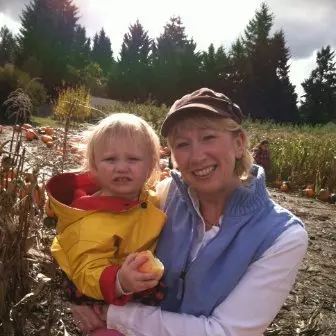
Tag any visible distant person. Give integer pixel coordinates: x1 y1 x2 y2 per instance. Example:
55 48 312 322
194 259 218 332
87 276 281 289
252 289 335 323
253 139 271 173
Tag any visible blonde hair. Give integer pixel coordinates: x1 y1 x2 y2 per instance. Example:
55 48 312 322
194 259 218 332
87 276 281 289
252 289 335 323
167 114 253 179
84 113 161 187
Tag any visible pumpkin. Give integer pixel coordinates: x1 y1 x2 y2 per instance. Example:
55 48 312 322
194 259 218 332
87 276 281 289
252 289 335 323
273 180 282 188
41 135 53 144
22 123 33 131
46 141 54 148
303 188 314 198
25 129 38 141
318 189 330 202
280 181 290 192
45 127 54 136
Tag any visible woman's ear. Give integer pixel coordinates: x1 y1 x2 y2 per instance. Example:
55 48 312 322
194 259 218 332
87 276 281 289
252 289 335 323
234 132 245 159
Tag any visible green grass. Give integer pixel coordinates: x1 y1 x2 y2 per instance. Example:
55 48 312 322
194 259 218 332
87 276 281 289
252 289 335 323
31 115 63 127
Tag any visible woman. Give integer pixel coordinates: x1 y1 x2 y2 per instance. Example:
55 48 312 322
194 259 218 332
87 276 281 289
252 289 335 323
71 88 308 335
252 139 271 173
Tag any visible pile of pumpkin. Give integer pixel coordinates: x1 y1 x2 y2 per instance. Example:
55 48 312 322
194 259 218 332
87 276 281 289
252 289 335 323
0 167 46 208
273 179 336 204
14 123 57 148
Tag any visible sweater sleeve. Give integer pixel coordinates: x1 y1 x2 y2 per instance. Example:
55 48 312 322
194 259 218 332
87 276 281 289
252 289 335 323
106 224 308 335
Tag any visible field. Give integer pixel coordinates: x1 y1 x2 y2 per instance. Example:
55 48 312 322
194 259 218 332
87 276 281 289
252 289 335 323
0 107 335 335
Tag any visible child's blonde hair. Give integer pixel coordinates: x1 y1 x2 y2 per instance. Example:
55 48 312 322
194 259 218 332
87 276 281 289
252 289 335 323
84 113 161 187
167 113 253 179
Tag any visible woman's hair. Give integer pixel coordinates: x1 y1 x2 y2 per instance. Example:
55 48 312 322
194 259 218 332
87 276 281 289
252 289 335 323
167 113 253 179
83 113 161 186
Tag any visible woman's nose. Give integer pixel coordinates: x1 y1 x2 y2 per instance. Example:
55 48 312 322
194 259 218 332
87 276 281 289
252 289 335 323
189 143 206 163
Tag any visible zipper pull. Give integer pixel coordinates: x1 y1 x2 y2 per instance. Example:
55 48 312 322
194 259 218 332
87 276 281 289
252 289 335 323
176 271 186 300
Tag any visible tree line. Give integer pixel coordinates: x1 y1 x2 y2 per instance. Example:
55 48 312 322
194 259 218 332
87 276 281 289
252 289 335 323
0 0 335 124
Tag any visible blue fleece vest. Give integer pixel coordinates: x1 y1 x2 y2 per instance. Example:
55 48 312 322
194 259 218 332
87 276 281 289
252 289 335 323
156 165 303 317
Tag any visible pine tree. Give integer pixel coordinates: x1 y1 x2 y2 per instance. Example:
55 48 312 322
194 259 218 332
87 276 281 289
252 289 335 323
242 2 275 119
200 44 230 93
91 28 113 75
269 30 299 122
0 26 17 66
152 16 200 104
18 0 79 93
111 20 152 101
300 46 336 124
71 25 91 70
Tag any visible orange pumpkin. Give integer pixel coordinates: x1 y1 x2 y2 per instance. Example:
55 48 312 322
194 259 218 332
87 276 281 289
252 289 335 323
303 188 314 198
25 129 38 141
318 189 330 202
22 123 33 131
280 181 290 192
45 127 54 136
46 141 54 148
41 135 53 144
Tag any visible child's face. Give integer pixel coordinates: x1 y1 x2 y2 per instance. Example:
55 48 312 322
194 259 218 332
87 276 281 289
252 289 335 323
92 136 151 199
261 143 268 150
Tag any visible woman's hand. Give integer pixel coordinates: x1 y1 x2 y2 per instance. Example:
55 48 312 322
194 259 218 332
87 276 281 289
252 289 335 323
119 253 159 293
71 303 106 332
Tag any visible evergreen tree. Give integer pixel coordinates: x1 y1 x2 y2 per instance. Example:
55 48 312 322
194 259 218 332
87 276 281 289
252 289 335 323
242 2 275 119
111 20 152 101
91 28 113 75
71 25 91 70
152 16 200 104
269 30 299 122
300 46 336 124
18 0 79 93
0 26 17 66
200 44 230 93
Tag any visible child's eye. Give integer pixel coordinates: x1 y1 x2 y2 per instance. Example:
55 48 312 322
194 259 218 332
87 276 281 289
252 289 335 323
203 135 216 141
105 157 117 162
129 157 141 161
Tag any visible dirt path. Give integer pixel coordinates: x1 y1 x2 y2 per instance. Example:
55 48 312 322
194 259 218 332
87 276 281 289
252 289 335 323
265 190 336 336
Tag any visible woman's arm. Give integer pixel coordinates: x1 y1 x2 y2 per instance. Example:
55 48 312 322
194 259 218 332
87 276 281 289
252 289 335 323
106 224 308 336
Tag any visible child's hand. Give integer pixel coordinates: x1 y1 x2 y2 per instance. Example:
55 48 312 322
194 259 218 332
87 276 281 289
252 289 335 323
119 253 159 293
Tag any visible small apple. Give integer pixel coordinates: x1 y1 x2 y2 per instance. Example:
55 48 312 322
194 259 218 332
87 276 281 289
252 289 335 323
137 250 164 280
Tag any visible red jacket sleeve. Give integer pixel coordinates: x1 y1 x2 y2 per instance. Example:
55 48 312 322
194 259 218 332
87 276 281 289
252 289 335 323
99 264 133 305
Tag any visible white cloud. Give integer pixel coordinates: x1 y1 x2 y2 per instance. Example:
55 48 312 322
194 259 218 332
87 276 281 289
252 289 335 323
289 50 317 100
0 12 21 34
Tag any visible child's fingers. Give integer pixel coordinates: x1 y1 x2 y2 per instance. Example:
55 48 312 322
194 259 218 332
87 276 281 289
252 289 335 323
129 255 149 270
123 253 138 266
134 271 158 281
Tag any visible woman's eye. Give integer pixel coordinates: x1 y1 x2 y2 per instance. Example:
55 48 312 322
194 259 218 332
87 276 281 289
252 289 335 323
175 142 188 149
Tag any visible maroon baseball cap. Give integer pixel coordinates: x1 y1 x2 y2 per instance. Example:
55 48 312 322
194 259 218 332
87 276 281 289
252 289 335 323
160 88 243 137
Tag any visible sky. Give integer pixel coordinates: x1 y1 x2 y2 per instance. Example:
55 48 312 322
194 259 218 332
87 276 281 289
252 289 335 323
1 0 336 100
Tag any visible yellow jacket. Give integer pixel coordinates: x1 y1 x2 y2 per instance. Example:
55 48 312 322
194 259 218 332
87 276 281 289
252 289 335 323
47 172 166 301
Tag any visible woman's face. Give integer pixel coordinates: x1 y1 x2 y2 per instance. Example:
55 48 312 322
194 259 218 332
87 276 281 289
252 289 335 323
170 125 244 195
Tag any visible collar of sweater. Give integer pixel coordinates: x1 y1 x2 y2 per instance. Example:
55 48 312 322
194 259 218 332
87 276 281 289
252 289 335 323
171 164 270 217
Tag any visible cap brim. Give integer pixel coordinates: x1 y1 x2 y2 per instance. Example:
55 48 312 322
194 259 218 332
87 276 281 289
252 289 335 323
160 103 230 137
